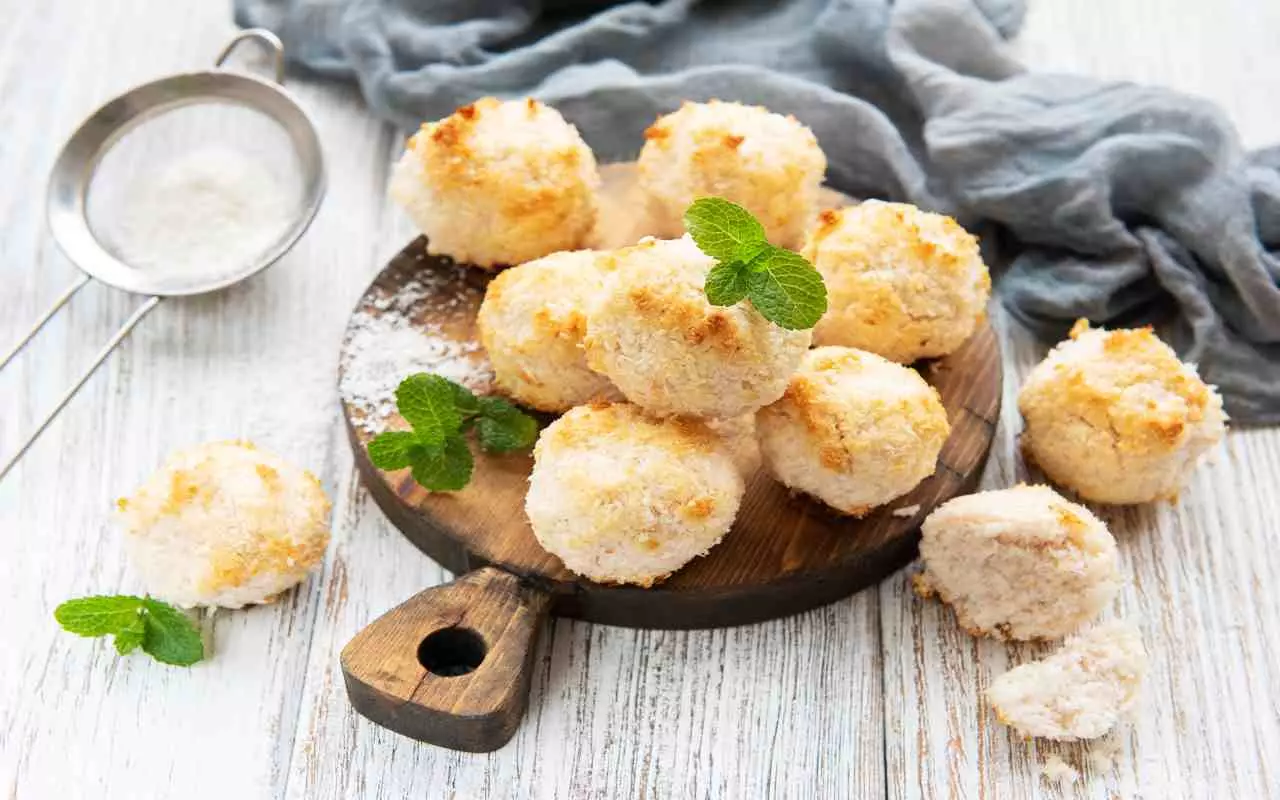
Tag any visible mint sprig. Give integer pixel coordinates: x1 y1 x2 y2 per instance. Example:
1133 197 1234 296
55 595 204 667
367 374 539 491
684 197 828 330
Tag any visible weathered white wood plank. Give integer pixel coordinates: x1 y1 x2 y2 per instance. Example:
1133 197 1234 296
0 1 393 798
3 0 1280 797
884 309 1280 799
882 2 1280 797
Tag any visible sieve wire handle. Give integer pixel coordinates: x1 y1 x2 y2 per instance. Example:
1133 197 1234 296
0 296 161 482
0 274 91 371
215 28 286 84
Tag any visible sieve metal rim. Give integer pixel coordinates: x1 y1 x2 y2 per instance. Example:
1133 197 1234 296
46 68 326 297
1 30 326 482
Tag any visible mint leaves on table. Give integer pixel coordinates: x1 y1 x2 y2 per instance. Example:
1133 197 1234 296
55 595 204 666
367 373 539 491
684 197 828 330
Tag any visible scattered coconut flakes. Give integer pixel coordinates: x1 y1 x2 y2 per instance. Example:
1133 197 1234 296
892 503 922 518
1087 736 1123 773
1040 754 1079 787
339 267 493 435
111 145 298 277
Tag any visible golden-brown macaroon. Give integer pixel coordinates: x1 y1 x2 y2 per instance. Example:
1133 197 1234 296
525 403 744 586
1018 320 1227 504
477 249 620 412
703 413 761 477
637 100 827 249
988 620 1147 740
389 97 600 268
915 485 1120 640
804 201 990 363
115 441 331 609
583 236 811 418
755 346 950 516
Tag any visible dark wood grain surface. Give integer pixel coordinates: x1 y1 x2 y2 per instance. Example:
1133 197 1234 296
341 567 551 752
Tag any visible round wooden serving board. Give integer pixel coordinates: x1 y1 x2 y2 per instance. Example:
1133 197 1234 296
339 163 1001 752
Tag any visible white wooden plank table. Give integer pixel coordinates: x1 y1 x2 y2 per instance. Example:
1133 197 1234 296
1 1 1277 798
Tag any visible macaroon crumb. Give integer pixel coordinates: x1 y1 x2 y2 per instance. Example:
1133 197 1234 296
1086 736 1124 773
1040 755 1079 787
988 620 1147 741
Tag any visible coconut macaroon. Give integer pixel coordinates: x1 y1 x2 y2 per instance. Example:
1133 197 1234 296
526 403 743 586
915 485 1120 640
989 620 1147 740
703 413 761 476
583 236 811 418
755 347 949 516
477 249 619 412
389 97 600 268
637 100 826 249
804 201 990 363
115 441 331 609
1019 320 1227 504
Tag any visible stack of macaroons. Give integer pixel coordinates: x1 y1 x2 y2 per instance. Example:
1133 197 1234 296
396 97 1223 617
382 96 1231 751
392 96 993 587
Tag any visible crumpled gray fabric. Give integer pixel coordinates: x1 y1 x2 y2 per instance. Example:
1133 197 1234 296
236 0 1280 423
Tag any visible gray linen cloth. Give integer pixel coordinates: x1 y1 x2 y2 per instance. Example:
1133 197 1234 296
236 0 1280 423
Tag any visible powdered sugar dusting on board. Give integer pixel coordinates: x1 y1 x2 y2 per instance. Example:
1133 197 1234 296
340 256 493 434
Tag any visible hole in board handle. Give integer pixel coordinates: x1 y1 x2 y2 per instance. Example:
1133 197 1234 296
418 627 487 677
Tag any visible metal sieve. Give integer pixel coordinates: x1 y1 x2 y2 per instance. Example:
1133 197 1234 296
0 29 325 480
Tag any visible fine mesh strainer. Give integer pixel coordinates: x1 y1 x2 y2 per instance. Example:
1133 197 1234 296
1 29 325 480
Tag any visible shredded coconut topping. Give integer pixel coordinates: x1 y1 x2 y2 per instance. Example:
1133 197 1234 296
339 257 493 434
111 145 298 277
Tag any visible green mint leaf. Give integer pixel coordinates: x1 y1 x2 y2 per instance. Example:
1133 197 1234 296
704 261 752 306
395 374 461 445
386 373 539 492
55 595 203 666
55 595 146 637
140 598 204 667
114 615 146 655
368 430 420 471
475 396 539 452
744 247 829 330
450 380 480 419
684 197 767 263
408 436 474 492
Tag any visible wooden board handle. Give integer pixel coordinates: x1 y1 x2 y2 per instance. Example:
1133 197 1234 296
340 567 551 752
